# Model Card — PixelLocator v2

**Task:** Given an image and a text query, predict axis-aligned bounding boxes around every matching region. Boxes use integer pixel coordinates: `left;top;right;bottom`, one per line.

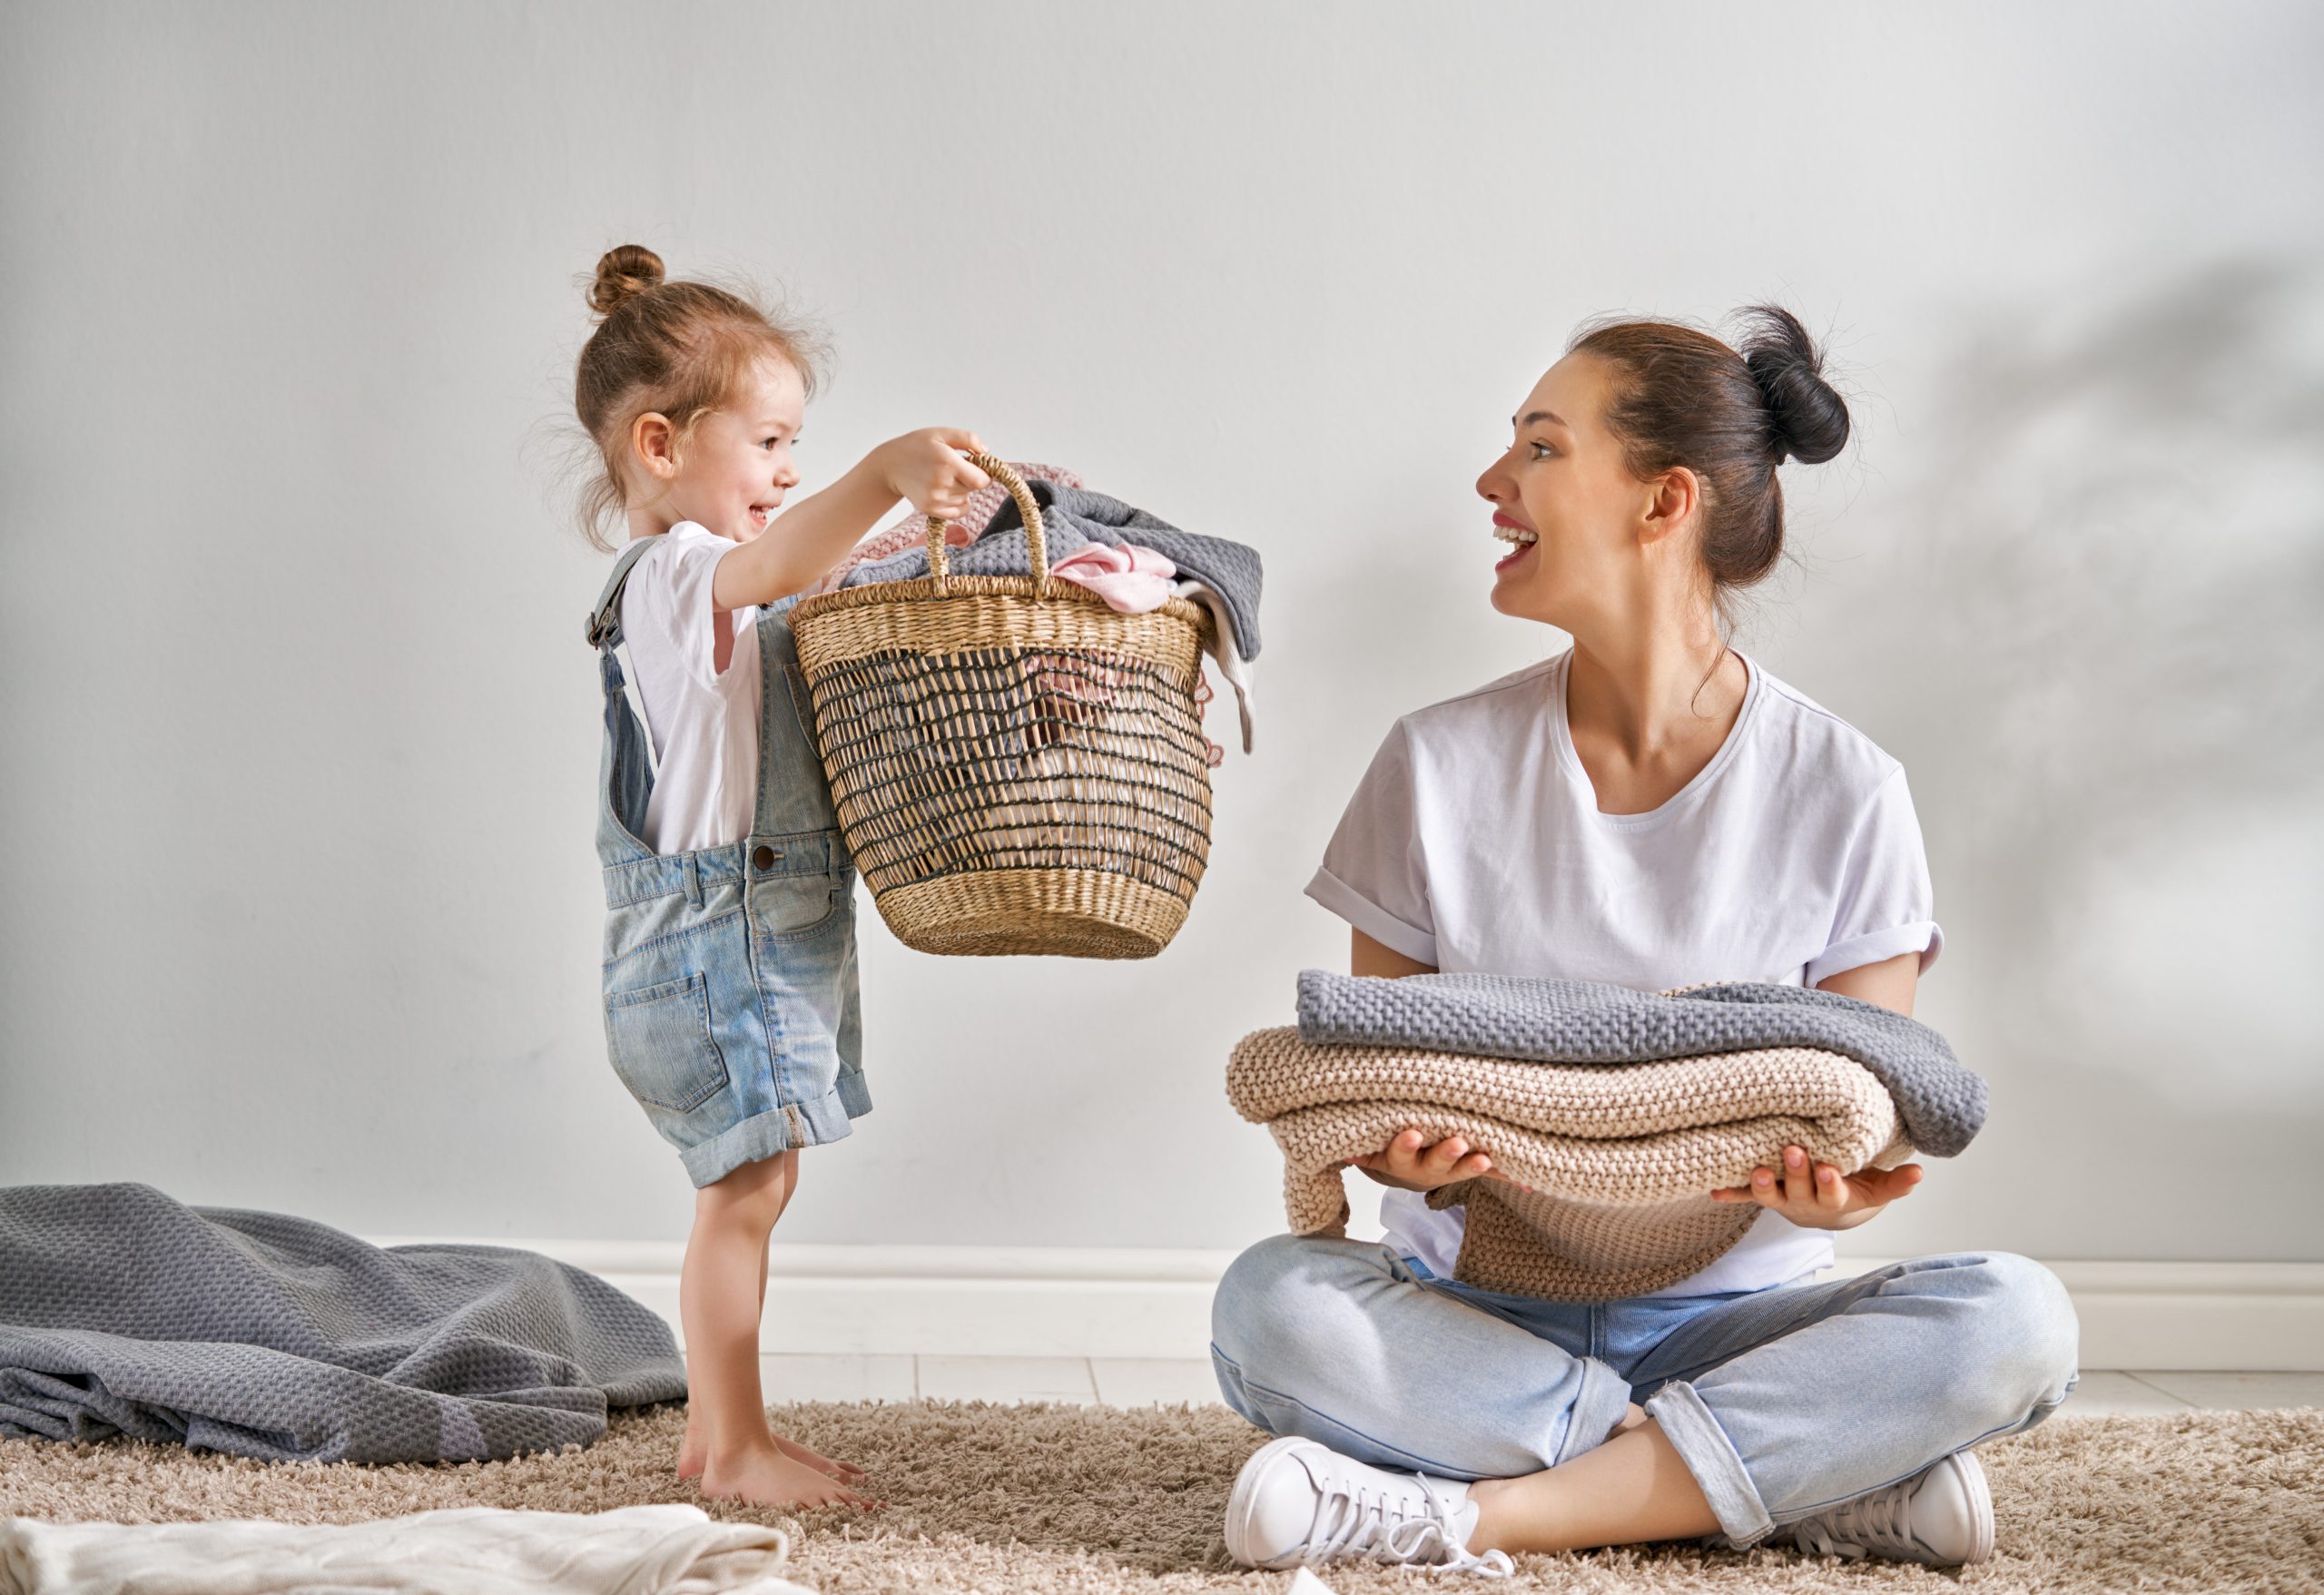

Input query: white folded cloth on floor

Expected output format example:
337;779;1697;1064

0;1504;812;1595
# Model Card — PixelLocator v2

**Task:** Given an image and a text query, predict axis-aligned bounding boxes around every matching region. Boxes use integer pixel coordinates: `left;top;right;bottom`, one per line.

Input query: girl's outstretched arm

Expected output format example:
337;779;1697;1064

713;428;987;610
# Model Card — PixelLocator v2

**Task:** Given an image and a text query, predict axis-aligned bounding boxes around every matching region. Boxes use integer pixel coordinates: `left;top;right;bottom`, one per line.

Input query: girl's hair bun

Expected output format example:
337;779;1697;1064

588;244;665;318
1738;304;1850;465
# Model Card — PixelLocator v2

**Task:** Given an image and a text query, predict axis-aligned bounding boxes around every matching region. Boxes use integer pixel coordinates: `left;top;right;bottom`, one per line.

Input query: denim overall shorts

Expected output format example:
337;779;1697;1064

586;538;868;1187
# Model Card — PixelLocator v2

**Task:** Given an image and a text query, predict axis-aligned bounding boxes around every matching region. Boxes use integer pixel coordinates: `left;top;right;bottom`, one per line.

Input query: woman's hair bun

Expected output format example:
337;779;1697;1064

588;244;665;317
1737;304;1850;465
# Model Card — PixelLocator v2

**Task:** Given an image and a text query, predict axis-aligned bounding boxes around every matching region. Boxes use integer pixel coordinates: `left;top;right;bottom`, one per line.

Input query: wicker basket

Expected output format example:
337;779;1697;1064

787;456;1216;958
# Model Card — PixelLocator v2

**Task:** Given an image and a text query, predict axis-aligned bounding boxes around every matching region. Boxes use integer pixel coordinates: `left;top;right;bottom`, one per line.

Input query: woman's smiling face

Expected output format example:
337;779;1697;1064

1475;353;1648;630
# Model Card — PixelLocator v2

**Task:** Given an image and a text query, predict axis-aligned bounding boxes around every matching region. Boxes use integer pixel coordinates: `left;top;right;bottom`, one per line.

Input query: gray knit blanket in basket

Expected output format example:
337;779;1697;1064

1226;973;1987;1301
0;1183;685;1464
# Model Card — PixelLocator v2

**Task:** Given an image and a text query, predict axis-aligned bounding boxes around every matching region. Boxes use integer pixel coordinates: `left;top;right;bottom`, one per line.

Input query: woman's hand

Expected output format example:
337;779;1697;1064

1711;1144;1924;1231
874;428;989;523
1344;1129;1531;1194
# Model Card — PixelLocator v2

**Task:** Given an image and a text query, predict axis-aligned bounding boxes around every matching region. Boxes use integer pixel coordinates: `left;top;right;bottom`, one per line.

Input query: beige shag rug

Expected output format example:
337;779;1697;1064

4;1403;2319;1593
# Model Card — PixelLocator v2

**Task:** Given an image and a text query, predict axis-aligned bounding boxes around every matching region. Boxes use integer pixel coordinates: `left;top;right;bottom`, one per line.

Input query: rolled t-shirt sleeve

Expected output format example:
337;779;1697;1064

1304;719;1440;966
1805;766;1945;986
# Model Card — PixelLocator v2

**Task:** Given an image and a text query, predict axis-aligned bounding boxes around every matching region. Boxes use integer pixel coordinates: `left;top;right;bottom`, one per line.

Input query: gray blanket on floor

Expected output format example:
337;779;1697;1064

0;1182;685;1464
1295;970;1986;1157
840;479;1265;659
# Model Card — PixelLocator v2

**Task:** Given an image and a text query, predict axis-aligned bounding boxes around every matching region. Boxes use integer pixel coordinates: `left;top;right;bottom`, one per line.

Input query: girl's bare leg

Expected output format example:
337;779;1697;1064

1464;1405;1721;1554
678;1150;874;1508
677;1207;865;1484
749;1245;867;1485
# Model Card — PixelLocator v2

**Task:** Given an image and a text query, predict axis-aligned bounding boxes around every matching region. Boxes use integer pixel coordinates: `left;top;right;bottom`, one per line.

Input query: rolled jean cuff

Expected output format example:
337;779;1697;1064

679;1077;868;1186
1644;1379;1774;1546
1557;1355;1640;1467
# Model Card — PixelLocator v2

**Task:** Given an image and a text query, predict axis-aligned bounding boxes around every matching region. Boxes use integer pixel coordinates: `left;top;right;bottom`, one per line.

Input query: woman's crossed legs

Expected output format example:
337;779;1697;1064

1209;1234;2078;1554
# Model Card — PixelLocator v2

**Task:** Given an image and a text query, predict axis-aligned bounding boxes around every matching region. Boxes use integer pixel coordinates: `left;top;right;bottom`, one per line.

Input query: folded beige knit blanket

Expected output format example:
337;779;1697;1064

1226;1028;1915;1301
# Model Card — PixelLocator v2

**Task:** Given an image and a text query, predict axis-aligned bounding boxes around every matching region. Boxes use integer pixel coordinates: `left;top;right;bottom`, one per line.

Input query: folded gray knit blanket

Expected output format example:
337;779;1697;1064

840;479;1265;659
0;1183;685;1464
1296;970;1985;1157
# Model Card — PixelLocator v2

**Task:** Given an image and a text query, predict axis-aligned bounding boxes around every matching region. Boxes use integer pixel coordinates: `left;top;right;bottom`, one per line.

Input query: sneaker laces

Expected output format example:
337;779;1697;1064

1305;1475;1515;1578
1788;1483;1917;1561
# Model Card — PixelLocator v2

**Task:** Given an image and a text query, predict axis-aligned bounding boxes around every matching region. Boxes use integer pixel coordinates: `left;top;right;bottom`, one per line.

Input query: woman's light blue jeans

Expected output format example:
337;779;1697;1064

1208;1235;2080;1548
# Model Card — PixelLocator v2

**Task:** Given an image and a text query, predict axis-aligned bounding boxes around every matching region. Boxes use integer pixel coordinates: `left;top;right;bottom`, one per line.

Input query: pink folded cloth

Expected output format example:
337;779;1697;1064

1194;670;1224;767
1022;652;1225;767
1047;541;1178;612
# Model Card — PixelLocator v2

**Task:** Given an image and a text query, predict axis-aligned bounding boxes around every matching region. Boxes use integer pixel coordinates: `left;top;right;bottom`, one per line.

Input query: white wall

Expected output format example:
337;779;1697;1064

3;1;2319;1266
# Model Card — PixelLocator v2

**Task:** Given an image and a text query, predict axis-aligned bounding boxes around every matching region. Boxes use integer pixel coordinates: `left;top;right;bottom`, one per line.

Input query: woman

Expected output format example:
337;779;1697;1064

1210;307;2080;1575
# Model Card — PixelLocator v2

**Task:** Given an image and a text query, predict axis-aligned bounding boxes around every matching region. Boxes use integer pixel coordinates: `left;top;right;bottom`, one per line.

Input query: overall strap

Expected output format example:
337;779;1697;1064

586;536;667;780
585;536;663;647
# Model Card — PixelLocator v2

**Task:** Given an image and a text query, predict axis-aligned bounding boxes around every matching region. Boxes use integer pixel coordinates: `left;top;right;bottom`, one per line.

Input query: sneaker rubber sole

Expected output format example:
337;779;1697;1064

1224;1434;1315;1569
1947;1448;1996;1564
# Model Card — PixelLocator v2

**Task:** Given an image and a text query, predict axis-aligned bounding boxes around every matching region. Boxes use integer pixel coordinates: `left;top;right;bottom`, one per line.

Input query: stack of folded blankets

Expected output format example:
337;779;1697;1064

1227;971;1987;1301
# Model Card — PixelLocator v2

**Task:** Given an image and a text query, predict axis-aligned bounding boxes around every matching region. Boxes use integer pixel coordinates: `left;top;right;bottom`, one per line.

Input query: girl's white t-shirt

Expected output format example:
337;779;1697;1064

617;524;763;855
1304;647;1942;1297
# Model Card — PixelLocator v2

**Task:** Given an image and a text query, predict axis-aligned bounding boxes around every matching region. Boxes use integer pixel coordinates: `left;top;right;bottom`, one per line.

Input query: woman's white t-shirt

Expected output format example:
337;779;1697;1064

1304;648;1942;1297
617;524;763;855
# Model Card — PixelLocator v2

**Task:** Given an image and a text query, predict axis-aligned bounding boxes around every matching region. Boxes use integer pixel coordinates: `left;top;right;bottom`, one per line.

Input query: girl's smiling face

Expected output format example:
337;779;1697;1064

635;355;806;542
1474;353;1668;632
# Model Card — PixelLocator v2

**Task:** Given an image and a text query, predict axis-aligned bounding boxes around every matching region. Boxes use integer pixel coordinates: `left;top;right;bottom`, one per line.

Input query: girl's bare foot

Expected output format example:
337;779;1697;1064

776;1433;868;1482
678;1413;866;1483
698;1440;881;1510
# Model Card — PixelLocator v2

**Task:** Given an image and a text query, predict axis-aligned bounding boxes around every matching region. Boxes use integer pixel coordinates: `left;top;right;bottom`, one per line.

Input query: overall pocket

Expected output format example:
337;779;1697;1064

750;868;851;943
603;972;731;1112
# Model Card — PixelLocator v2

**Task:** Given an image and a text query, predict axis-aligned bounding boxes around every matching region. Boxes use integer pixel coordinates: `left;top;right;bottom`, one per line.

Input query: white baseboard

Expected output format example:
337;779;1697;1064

366;1236;2324;1372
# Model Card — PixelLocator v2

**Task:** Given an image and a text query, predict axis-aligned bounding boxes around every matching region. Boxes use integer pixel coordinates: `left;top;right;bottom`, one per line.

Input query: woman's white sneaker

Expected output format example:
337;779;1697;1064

1776;1449;1995;1567
1224;1435;1515;1577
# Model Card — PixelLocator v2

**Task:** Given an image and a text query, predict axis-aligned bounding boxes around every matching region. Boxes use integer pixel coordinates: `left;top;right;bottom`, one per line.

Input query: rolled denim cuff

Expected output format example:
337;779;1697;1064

1555;1355;1640;1467
680;1075;870;1186
1645;1379;1775;1546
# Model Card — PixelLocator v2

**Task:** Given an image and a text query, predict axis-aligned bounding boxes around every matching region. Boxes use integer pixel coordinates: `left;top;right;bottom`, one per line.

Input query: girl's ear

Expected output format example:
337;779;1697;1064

1637;466;1700;548
630;411;679;481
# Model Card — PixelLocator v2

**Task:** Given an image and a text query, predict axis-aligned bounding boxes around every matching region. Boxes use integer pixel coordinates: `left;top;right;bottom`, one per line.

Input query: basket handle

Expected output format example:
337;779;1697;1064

927;452;1051;598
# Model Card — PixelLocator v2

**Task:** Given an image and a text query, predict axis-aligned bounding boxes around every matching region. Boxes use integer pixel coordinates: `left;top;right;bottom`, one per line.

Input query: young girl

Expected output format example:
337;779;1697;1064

573;244;987;1509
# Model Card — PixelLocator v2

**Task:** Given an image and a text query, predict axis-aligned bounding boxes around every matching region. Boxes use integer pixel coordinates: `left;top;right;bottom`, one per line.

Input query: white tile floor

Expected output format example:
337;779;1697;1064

752;1356;2323;1414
